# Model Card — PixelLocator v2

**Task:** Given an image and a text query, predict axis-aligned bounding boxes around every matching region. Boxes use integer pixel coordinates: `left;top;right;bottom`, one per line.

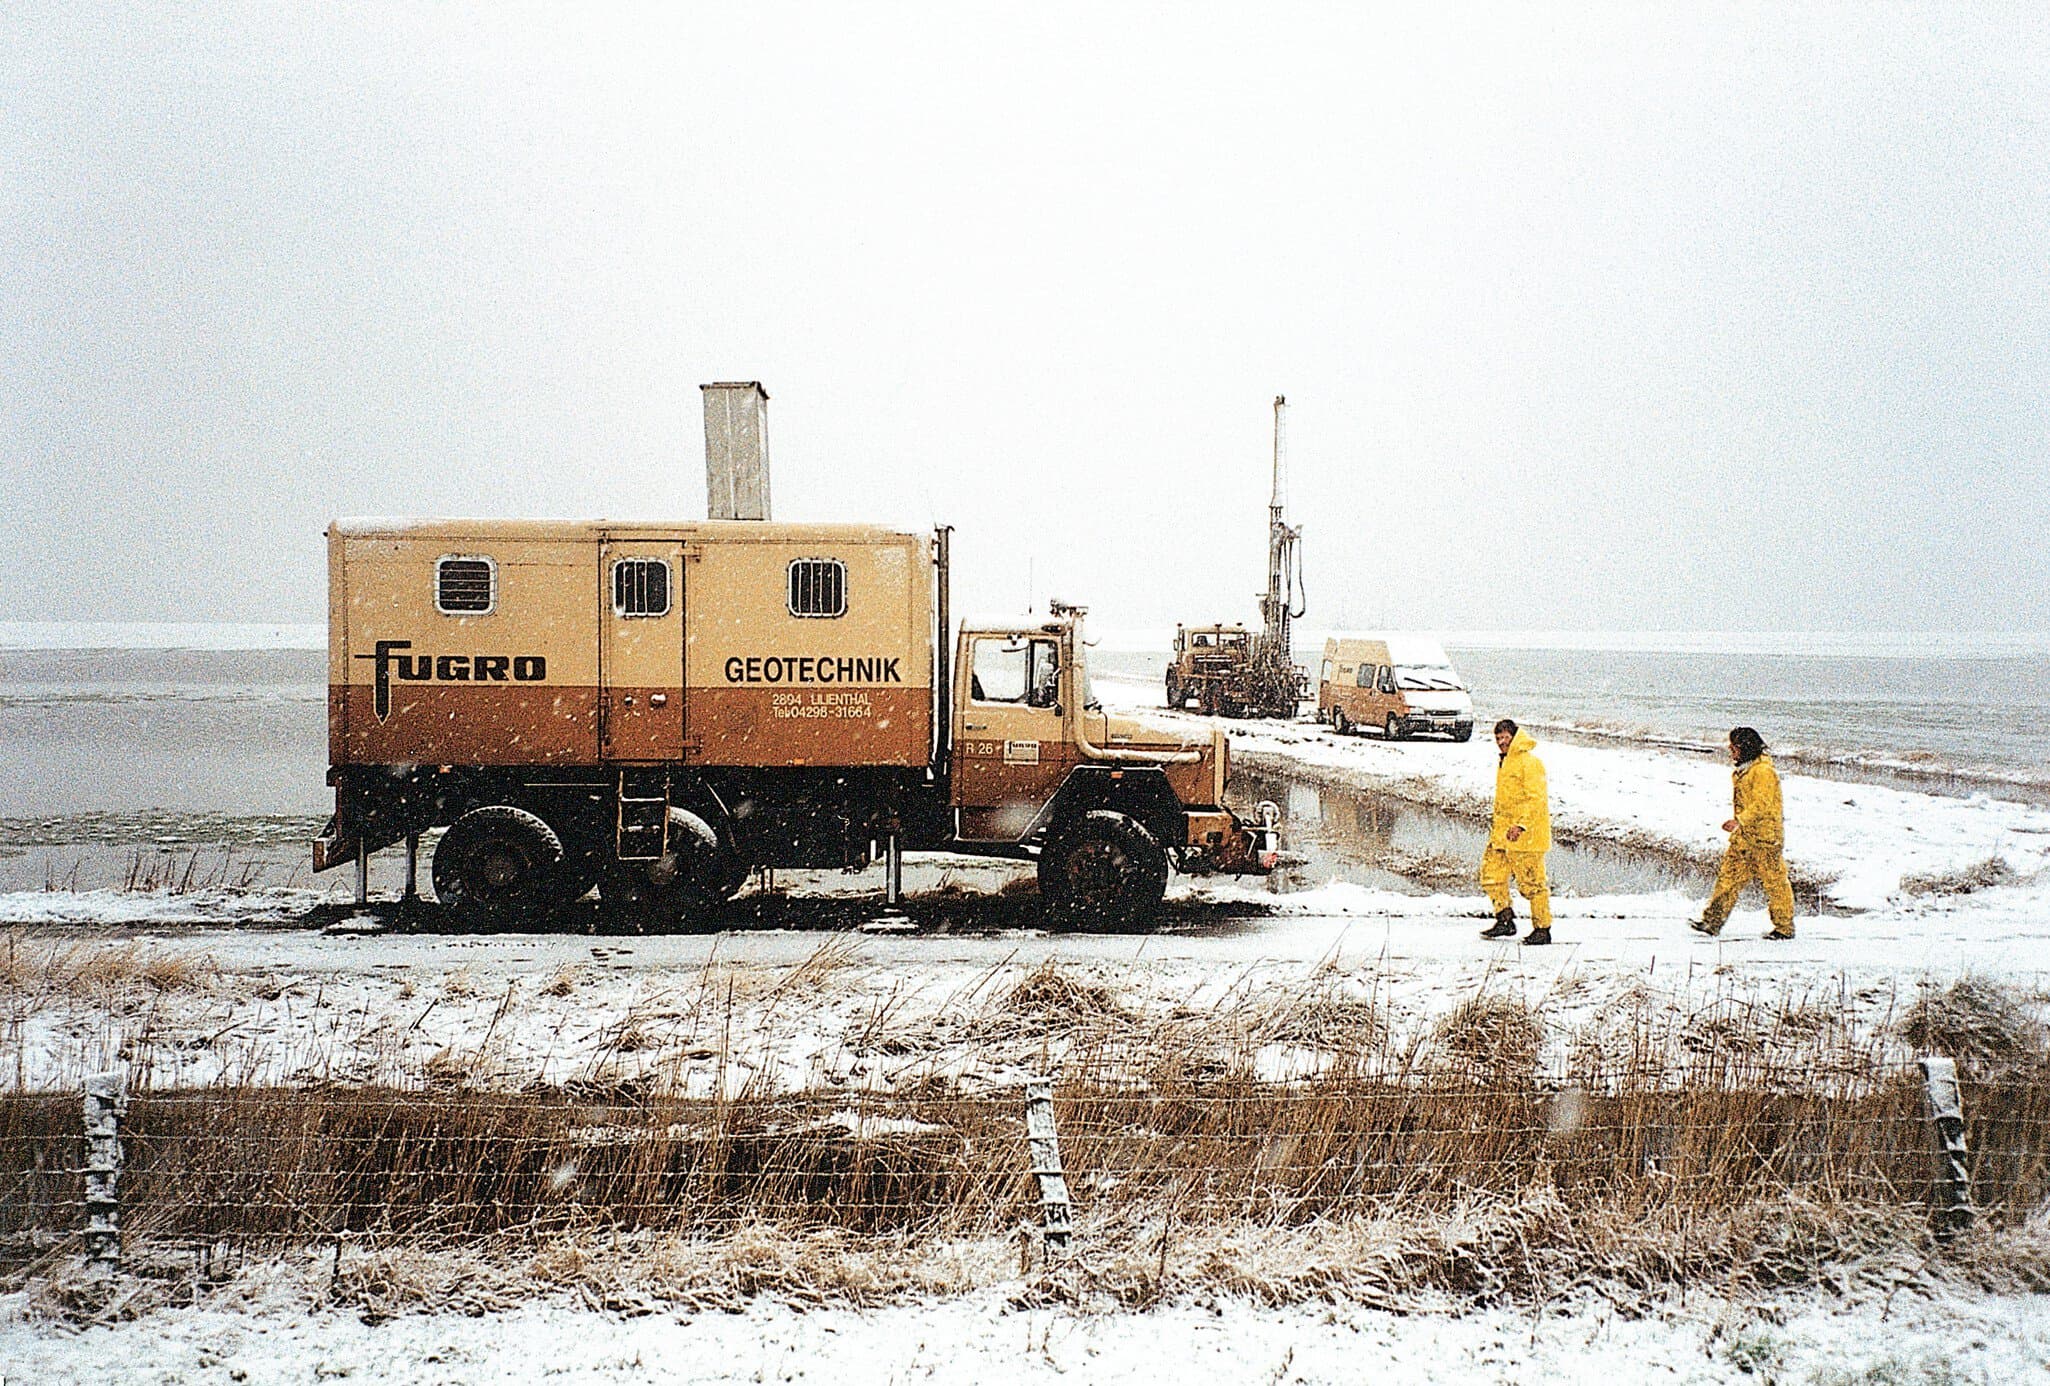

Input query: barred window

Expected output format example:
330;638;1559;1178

436;556;495;615
612;558;671;617
787;558;846;618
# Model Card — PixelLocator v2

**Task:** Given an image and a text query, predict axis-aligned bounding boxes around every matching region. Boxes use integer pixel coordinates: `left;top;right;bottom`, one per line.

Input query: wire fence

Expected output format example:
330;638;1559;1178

3;1055;2045;1260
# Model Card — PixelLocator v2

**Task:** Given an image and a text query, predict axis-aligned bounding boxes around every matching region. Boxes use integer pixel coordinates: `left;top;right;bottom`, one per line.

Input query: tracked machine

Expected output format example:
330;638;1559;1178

1165;395;1308;719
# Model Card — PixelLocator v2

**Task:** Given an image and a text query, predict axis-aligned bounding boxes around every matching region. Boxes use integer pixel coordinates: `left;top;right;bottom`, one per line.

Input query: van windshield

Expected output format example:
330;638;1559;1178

1394;664;1463;691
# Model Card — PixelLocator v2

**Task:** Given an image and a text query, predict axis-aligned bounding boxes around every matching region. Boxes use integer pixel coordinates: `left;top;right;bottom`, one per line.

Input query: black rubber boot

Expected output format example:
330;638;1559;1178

1522;927;1552;946
1480;909;1517;939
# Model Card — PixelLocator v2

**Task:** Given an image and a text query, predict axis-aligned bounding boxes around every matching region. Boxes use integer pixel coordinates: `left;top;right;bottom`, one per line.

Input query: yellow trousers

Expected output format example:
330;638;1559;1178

1481;848;1551;929
1702;841;1795;936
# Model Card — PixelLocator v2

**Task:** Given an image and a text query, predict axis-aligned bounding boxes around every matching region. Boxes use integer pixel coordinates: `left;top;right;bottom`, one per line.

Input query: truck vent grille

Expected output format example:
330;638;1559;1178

435;557;495;615
787;558;846;618
612;557;671;617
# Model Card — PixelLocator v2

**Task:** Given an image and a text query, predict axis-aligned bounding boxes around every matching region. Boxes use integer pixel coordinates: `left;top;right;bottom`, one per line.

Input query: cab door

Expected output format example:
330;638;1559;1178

952;634;1067;840
599;537;685;761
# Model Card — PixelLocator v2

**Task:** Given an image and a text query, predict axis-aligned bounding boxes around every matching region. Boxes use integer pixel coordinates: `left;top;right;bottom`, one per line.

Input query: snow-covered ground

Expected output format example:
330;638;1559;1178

6;868;2050;1094
5;682;2049;1091
1101;674;2050;912
6;1276;2049;1385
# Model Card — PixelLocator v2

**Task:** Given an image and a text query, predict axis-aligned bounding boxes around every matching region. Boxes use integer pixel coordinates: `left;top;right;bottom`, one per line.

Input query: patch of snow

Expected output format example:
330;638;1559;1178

1102;682;2050;912
4;1279;2048;1385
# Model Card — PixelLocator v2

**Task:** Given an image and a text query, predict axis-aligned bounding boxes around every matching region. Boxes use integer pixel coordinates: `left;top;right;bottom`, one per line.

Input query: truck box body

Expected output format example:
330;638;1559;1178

329;519;934;772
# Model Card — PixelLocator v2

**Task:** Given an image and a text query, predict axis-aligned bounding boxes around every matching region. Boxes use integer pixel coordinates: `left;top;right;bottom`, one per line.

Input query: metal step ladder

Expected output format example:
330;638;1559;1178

616;771;670;861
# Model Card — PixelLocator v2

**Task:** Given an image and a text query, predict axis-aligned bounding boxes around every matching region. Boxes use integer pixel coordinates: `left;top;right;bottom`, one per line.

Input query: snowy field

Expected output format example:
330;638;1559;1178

5;677;2050;1381
7;1278;2050;1385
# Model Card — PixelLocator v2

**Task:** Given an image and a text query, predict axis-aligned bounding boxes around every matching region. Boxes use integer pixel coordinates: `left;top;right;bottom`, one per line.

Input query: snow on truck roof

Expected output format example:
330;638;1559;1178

329;518;923;543
1324;633;1455;666
957;612;1073;633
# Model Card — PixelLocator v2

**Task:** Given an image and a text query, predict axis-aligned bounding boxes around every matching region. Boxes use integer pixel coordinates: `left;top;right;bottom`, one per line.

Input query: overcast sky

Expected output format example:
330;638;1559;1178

4;3;2046;632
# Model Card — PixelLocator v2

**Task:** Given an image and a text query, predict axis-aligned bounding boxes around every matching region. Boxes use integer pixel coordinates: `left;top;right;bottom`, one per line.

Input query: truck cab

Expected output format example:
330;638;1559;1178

1165;623;1253;714
953;606;1277;922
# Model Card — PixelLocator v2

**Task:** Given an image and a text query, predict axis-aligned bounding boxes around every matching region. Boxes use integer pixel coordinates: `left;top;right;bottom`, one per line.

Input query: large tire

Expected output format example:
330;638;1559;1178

1165;672;1181;709
1039;810;1168;931
597;807;740;933
432;806;570;928
1452;724;1474;743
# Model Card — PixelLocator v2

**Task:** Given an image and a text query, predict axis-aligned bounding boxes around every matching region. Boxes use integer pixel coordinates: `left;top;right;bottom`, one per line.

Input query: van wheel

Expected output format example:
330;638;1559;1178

1386;714;1405;741
1452;725;1474;743
432;806;569;928
1332;708;1350;736
597;807;739;933
1039;811;1168;931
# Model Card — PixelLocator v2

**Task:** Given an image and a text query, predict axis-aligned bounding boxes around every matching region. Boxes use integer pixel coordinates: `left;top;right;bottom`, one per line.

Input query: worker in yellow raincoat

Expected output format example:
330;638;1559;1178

1691;726;1797;940
1479;719;1553;945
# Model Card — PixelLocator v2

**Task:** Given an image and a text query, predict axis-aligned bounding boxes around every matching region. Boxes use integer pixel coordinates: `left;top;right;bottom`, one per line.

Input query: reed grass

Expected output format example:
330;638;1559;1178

4;958;2048;1319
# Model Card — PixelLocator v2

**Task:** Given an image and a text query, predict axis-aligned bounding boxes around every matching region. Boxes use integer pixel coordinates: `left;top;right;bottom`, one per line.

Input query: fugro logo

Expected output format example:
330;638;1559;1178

356;640;546;720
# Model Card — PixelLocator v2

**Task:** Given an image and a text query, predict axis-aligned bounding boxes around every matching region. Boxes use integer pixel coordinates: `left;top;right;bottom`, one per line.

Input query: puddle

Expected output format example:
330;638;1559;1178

1231;766;1716;900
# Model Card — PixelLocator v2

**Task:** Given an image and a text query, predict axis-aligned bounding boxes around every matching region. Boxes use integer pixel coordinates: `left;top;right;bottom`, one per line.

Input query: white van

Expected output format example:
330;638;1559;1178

1317;635;1474;741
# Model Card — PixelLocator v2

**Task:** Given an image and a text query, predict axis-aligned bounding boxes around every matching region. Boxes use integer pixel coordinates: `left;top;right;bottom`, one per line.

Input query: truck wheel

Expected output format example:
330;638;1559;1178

1165;672;1181;708
1332;708;1350;735
597;807;739;933
1039;810;1168;931
432;806;569;928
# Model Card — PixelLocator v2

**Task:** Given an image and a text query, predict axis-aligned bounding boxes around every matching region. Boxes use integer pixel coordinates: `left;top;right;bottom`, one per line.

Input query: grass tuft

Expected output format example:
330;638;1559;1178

1898;979;2046;1070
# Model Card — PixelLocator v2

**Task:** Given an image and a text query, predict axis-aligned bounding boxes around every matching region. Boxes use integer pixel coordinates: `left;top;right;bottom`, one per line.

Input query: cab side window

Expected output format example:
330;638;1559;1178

1378;666;1396;694
971;639;1059;706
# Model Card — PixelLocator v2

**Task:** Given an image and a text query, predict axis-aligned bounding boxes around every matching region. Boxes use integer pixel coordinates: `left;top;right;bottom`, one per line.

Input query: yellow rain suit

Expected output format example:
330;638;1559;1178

1482;729;1551;929
1700;753;1795;936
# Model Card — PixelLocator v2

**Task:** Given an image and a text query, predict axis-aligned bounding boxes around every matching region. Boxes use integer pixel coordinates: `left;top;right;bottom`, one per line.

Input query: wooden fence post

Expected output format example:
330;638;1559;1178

1917;1056;1973;1241
84;1070;127;1268
1024;1079;1072;1254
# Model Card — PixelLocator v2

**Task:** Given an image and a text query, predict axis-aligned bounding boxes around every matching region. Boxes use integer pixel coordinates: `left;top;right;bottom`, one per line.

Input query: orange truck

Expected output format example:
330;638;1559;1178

316;521;1280;929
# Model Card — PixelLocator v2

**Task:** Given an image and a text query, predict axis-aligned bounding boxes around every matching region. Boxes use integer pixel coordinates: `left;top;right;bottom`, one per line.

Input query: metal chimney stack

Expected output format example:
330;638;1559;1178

701;381;772;520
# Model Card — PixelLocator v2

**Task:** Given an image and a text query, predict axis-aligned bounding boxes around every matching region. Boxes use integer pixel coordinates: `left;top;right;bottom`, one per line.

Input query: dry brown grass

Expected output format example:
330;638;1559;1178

119;847;265;895
26;1186;2050;1327
1901;856;2020;897
0;938;218;1003
1435;992;1545;1071
999;963;1127;1030
6;968;2050;1322
6;1042;2042;1256
1899;979;2047;1070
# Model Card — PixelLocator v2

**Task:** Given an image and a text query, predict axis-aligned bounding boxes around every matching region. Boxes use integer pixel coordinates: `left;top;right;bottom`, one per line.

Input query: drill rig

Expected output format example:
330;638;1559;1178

1165;395;1308;718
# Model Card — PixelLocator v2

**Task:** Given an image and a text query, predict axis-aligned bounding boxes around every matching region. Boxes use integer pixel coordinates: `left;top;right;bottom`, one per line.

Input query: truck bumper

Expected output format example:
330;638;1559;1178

1180;803;1282;874
312;816;359;873
1396;716;1473;739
